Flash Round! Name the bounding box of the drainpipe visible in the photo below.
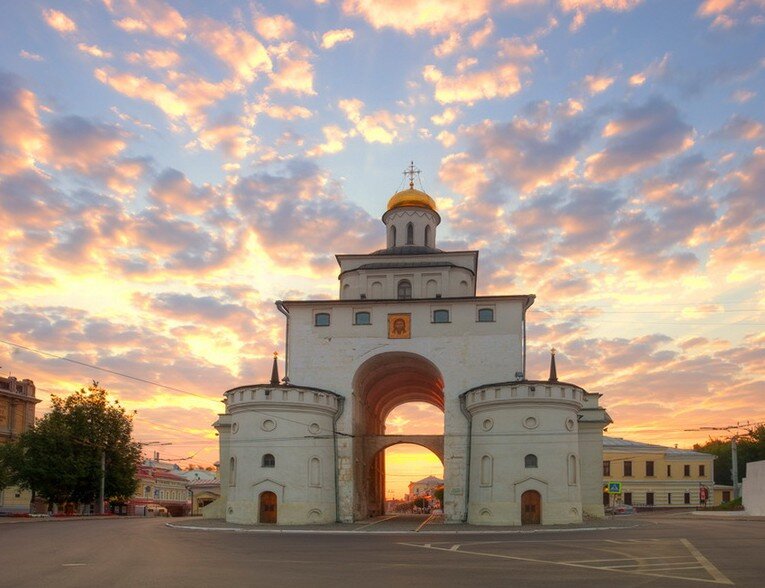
[275,301,290,379]
[459,393,472,523]
[332,397,346,523]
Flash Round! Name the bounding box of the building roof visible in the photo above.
[410,475,443,486]
[603,436,711,457]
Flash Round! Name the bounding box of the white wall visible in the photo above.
[742,460,765,515]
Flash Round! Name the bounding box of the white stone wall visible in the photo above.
[742,459,765,516]
[283,297,529,523]
[217,386,339,525]
[383,207,439,248]
[466,384,585,525]
[337,250,478,300]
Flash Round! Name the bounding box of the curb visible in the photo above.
[165,522,638,535]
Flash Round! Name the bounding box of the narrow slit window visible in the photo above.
[406,222,414,245]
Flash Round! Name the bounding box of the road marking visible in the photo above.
[399,538,734,585]
[681,538,734,585]
[566,555,691,564]
[415,514,435,532]
[62,563,87,567]
[353,515,398,531]
[449,544,461,551]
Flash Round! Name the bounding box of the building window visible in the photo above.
[722,491,731,502]
[432,309,450,323]
[390,225,396,246]
[603,460,611,476]
[684,492,691,504]
[354,311,371,325]
[699,464,705,477]
[480,455,493,486]
[524,454,538,468]
[568,454,577,485]
[425,225,432,247]
[314,312,330,327]
[229,457,236,486]
[646,461,655,477]
[309,457,321,487]
[262,453,275,468]
[477,308,494,322]
[646,492,654,506]
[624,460,633,477]
[667,464,672,477]
[668,493,672,504]
[406,222,414,245]
[397,280,412,300]
[684,464,690,477]
[624,492,632,505]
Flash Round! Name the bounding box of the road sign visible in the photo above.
[608,482,622,494]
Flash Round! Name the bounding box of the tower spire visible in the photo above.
[549,347,558,382]
[270,351,280,385]
[403,161,420,190]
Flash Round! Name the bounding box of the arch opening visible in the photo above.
[352,352,445,519]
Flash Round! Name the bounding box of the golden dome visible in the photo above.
[386,186,437,211]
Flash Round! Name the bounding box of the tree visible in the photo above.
[694,425,765,486]
[3,383,141,509]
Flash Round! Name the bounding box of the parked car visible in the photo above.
[612,504,636,515]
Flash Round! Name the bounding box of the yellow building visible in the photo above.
[0,376,40,514]
[603,437,715,509]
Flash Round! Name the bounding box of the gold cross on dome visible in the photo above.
[551,347,557,355]
[403,161,421,189]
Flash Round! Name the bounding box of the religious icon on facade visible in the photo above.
[387,313,411,339]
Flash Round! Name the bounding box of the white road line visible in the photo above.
[353,515,398,531]
[681,538,734,585]
[399,542,733,585]
[565,555,691,564]
[415,515,435,532]
[449,544,461,551]
[603,562,700,570]
[62,563,87,567]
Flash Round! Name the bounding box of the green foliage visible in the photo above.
[433,485,444,503]
[693,425,765,486]
[2,384,141,506]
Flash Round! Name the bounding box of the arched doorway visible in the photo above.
[521,490,541,525]
[352,352,444,519]
[259,491,277,524]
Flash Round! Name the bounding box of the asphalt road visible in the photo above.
[1,514,762,587]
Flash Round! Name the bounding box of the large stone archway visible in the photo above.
[352,352,444,518]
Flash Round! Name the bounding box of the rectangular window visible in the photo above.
[684,492,691,504]
[699,464,705,477]
[722,491,731,502]
[624,492,632,506]
[684,464,691,477]
[667,493,672,504]
[314,312,330,327]
[354,311,371,325]
[667,464,672,477]
[624,460,633,477]
[646,492,654,506]
[477,308,494,322]
[603,460,611,476]
[432,309,450,323]
[646,461,655,477]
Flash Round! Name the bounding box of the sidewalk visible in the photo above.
[167,513,643,535]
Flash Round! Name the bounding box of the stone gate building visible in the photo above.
[212,169,612,526]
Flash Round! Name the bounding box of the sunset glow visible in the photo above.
[1,1,764,490]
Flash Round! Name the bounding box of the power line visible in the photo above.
[0,338,218,404]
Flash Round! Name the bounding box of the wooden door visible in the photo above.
[521,490,541,525]
[259,491,277,524]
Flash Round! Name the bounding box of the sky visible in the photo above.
[1,0,764,498]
